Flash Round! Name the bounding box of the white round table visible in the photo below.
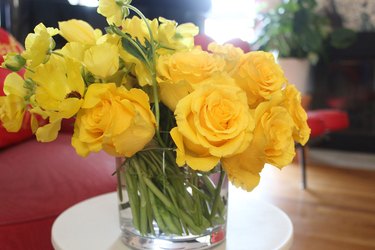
[52,186,293,250]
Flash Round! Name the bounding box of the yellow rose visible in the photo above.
[157,48,225,110]
[282,84,311,145]
[223,94,296,191]
[84,43,119,78]
[157,48,224,86]
[58,19,101,45]
[72,83,156,157]
[222,145,265,192]
[233,51,286,108]
[251,94,296,167]
[171,83,254,171]
[208,42,244,73]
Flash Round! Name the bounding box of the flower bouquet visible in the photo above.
[0,0,310,249]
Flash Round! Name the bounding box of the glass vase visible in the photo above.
[116,148,228,249]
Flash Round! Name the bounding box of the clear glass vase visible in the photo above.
[116,148,228,249]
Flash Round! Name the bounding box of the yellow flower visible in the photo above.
[171,83,254,171]
[157,48,225,86]
[233,51,286,108]
[122,16,159,46]
[22,23,59,68]
[222,146,265,192]
[208,42,244,73]
[84,43,119,78]
[157,17,198,54]
[257,101,296,168]
[1,53,26,71]
[72,83,156,157]
[157,48,225,110]
[60,42,86,62]
[32,55,85,142]
[0,73,28,132]
[58,19,102,45]
[223,94,296,191]
[98,0,127,26]
[282,84,311,145]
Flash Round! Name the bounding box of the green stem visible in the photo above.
[210,167,225,221]
[143,176,177,216]
[133,158,150,235]
[124,163,140,230]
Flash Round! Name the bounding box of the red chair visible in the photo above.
[298,109,350,189]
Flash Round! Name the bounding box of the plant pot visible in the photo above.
[116,148,228,249]
[278,58,311,94]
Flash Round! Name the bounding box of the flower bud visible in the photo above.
[1,53,26,71]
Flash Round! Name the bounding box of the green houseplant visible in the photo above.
[253,0,356,100]
[253,0,356,64]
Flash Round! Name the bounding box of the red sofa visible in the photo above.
[0,28,117,250]
[0,131,117,250]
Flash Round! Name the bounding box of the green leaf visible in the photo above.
[121,35,147,63]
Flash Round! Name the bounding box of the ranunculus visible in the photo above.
[60,42,86,62]
[121,16,159,46]
[171,83,254,171]
[157,17,198,54]
[0,73,29,132]
[72,83,156,157]
[32,55,85,142]
[84,43,119,78]
[233,51,286,108]
[0,95,26,132]
[98,0,128,26]
[22,23,59,69]
[58,19,101,45]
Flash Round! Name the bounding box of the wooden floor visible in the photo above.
[251,159,375,250]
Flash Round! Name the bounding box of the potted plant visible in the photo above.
[253,0,355,101]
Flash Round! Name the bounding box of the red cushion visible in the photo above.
[308,109,349,132]
[0,133,116,249]
[307,115,326,138]
[0,134,116,225]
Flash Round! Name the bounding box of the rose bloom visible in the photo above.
[233,51,286,108]
[208,42,244,74]
[157,48,225,110]
[223,93,297,191]
[72,83,156,157]
[281,84,310,145]
[171,83,254,171]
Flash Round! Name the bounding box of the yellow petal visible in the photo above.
[4,73,26,97]
[59,19,98,45]
[84,43,119,78]
[35,120,62,142]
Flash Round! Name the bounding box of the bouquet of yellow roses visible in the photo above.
[0,0,310,246]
